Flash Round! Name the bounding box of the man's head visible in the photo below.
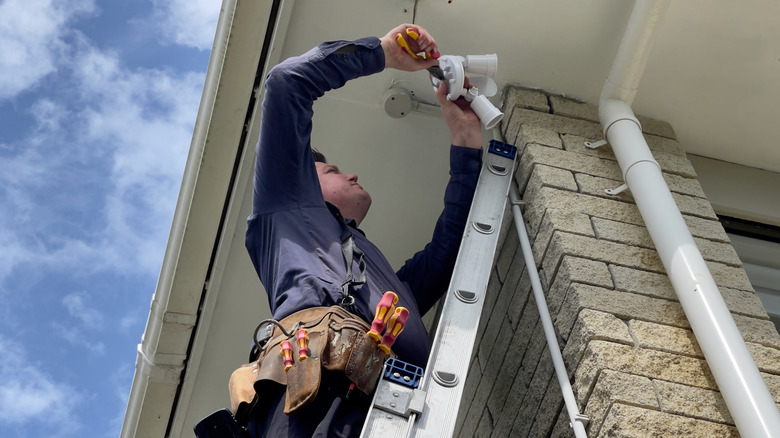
[313,149,371,225]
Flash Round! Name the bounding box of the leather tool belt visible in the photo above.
[228,306,395,425]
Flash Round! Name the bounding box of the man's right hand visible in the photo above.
[435,81,483,149]
[380,24,440,72]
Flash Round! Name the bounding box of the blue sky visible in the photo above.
[0,0,221,436]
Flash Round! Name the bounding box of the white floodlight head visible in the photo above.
[464,55,498,77]
[432,54,503,130]
[469,94,503,131]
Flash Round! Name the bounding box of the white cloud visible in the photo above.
[0,40,205,285]
[107,362,134,437]
[0,0,95,100]
[0,336,82,434]
[120,313,144,332]
[0,1,216,435]
[56,293,106,354]
[0,232,33,286]
[52,322,107,355]
[152,0,222,51]
[63,292,104,328]
[71,46,204,273]
[0,0,217,289]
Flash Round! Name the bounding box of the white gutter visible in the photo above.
[120,1,238,436]
[599,1,780,436]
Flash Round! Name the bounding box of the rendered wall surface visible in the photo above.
[455,86,780,437]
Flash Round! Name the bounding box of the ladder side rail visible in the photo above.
[509,186,588,438]
[360,141,517,438]
[410,143,516,437]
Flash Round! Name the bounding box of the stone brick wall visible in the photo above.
[454,86,780,437]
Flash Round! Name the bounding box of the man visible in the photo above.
[244,23,483,437]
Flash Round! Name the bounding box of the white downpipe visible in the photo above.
[601,2,780,437]
[509,187,588,438]
[600,0,669,105]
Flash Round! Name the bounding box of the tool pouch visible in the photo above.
[229,363,261,425]
[228,306,395,423]
[345,332,389,394]
[282,327,325,414]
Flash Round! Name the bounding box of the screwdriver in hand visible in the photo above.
[396,28,445,80]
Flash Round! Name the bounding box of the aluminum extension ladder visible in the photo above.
[361,139,518,438]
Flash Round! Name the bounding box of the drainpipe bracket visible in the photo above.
[605,183,629,196]
[511,199,525,207]
[584,139,608,149]
[509,186,526,211]
[575,414,590,427]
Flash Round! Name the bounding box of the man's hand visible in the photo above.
[435,81,483,149]
[380,24,481,148]
[380,24,439,72]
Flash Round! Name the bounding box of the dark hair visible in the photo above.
[312,148,327,164]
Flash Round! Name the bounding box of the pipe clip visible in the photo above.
[574,414,590,427]
[584,139,607,149]
[509,184,525,208]
[605,183,629,196]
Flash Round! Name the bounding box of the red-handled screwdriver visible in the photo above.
[367,291,398,342]
[297,329,309,360]
[397,28,444,80]
[378,307,409,354]
[397,28,441,60]
[280,340,293,371]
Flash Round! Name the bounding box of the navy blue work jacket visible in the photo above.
[245,36,481,368]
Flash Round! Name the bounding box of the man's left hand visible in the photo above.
[435,81,483,149]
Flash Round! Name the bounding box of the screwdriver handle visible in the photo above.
[379,307,409,354]
[402,28,440,60]
[395,28,441,59]
[367,291,398,342]
[280,340,293,371]
[297,329,309,360]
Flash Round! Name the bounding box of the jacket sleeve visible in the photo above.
[251,37,386,215]
[396,146,482,315]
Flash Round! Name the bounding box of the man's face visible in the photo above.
[315,162,372,225]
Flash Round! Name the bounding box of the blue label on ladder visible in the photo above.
[488,139,517,160]
[383,358,424,389]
